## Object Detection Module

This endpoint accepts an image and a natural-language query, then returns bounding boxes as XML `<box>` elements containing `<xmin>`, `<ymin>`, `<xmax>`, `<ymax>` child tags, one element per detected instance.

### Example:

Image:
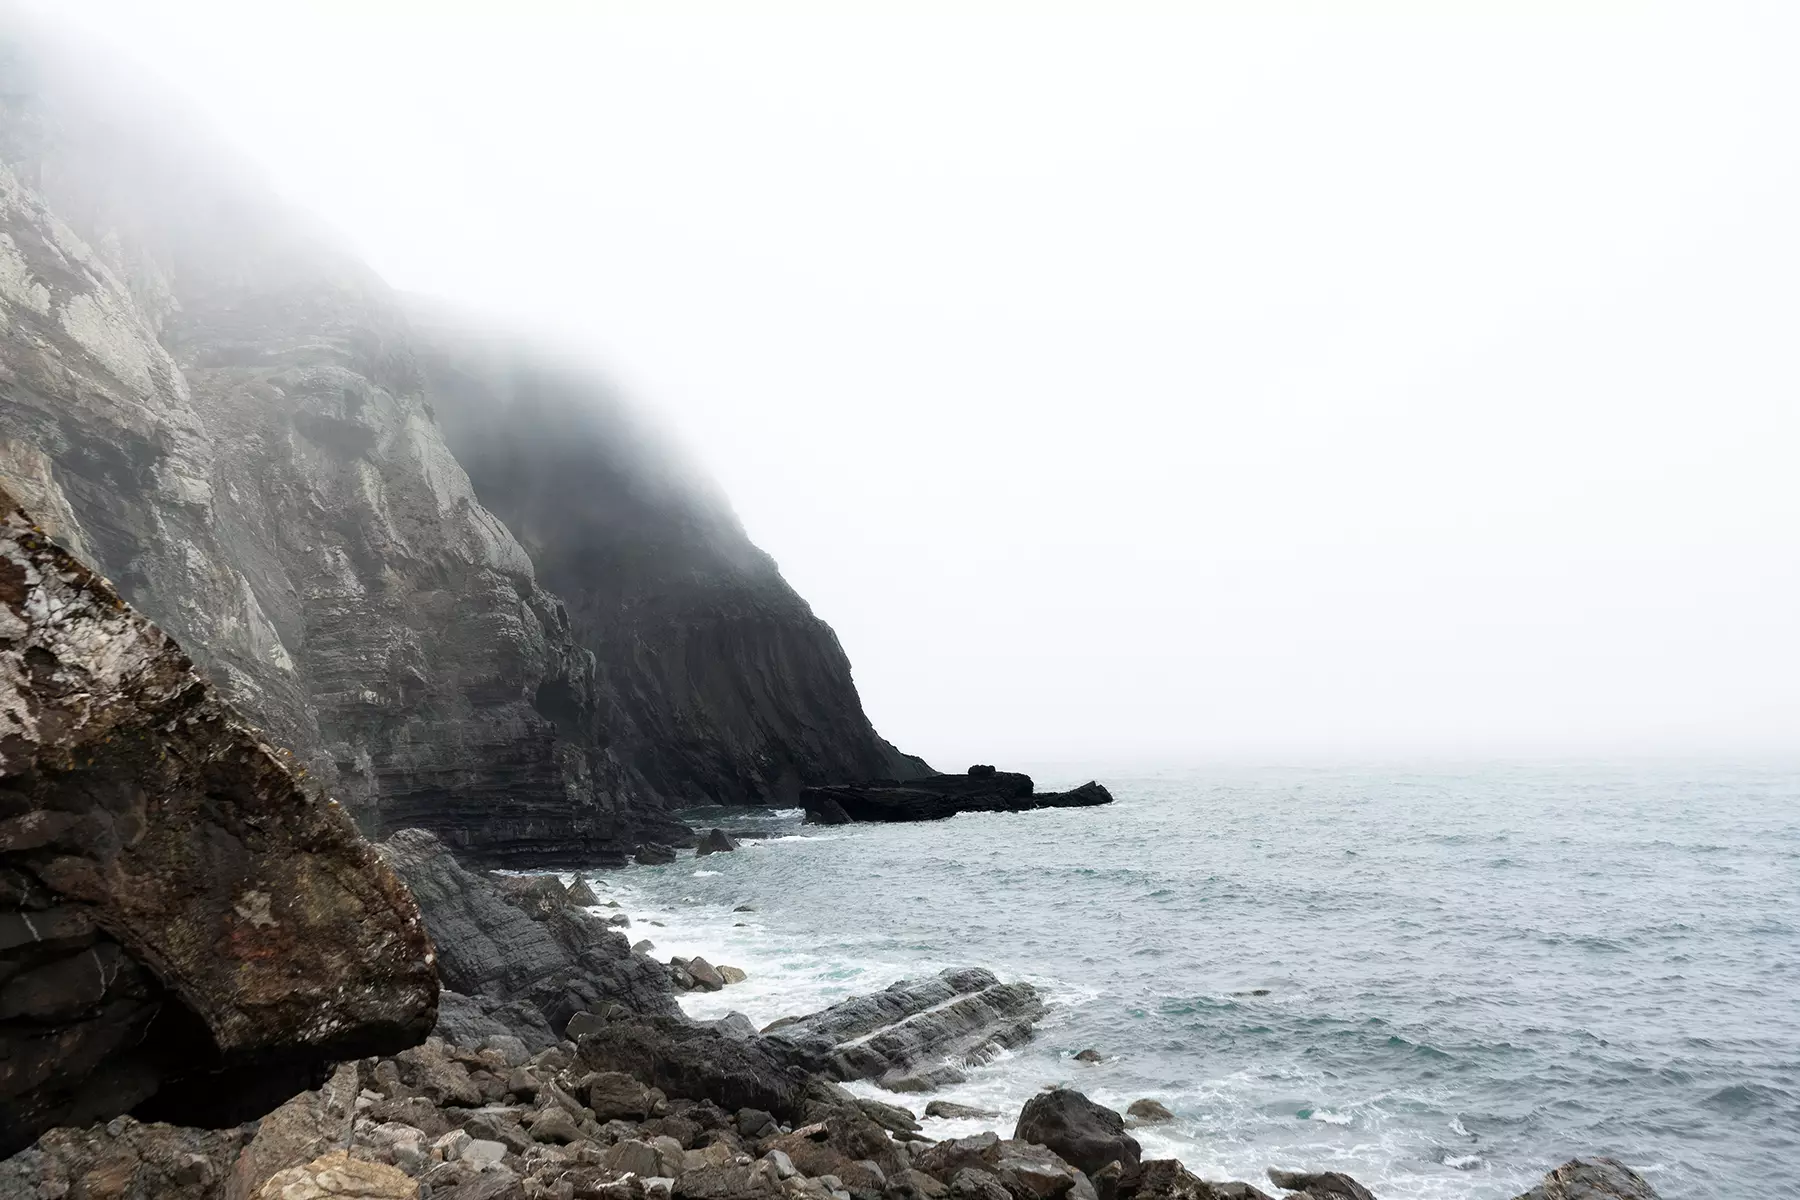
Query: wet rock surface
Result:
<box><xmin>0</xmin><ymin>489</ymin><xmax>436</xmax><ymax>1155</ymax></box>
<box><xmin>801</xmin><ymin>773</ymin><xmax>1112</xmax><ymax>824</ymax></box>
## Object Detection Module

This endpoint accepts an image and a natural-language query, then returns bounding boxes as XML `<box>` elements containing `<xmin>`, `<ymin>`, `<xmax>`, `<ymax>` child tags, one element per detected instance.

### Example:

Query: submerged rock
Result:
<box><xmin>1511</xmin><ymin>1158</ymin><xmax>1661</xmax><ymax>1200</ymax></box>
<box><xmin>697</xmin><ymin>829</ymin><xmax>741</xmax><ymax>856</ymax></box>
<box><xmin>801</xmin><ymin>774</ymin><xmax>1112</xmax><ymax>824</ymax></box>
<box><xmin>0</xmin><ymin>489</ymin><xmax>436</xmax><ymax>1155</ymax></box>
<box><xmin>1264</xmin><ymin>1168</ymin><xmax>1375</xmax><ymax>1200</ymax></box>
<box><xmin>1123</xmin><ymin>1100</ymin><xmax>1173</xmax><ymax>1126</ymax></box>
<box><xmin>1014</xmin><ymin>1090</ymin><xmax>1140</xmax><ymax>1178</ymax></box>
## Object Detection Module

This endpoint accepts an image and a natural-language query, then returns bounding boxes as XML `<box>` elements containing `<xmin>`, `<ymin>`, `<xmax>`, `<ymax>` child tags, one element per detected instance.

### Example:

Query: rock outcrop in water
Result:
<box><xmin>0</xmin><ymin>29</ymin><xmax>925</xmax><ymax>866</ymax></box>
<box><xmin>761</xmin><ymin>968</ymin><xmax>1047</xmax><ymax>1092</ymax></box>
<box><xmin>802</xmin><ymin>770</ymin><xmax>1112</xmax><ymax>824</ymax></box>
<box><xmin>0</xmin><ymin>487</ymin><xmax>435</xmax><ymax>1156</ymax></box>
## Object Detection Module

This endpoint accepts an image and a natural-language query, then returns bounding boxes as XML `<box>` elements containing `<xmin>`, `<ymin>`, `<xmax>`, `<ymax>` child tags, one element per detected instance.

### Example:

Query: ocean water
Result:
<box><xmin>567</xmin><ymin>763</ymin><xmax>1799</xmax><ymax>1200</ymax></box>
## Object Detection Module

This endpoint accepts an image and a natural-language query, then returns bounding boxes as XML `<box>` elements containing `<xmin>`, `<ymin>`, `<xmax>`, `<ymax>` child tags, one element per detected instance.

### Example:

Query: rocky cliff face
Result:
<box><xmin>0</xmin><ymin>30</ymin><xmax>922</xmax><ymax>862</ymax></box>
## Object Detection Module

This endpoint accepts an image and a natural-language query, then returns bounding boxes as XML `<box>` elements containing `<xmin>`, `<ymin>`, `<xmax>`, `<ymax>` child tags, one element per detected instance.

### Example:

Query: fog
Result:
<box><xmin>47</xmin><ymin>1</ymin><xmax>1800</xmax><ymax>766</ymax></box>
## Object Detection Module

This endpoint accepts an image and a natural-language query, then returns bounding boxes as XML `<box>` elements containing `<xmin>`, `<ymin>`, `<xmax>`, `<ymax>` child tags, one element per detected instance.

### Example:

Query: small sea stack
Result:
<box><xmin>801</xmin><ymin>767</ymin><xmax>1113</xmax><ymax>823</ymax></box>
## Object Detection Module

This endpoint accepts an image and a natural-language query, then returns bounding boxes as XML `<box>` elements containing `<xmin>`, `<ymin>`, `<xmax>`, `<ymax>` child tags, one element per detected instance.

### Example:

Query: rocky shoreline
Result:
<box><xmin>0</xmin><ymin>490</ymin><xmax>1665</xmax><ymax>1199</ymax></box>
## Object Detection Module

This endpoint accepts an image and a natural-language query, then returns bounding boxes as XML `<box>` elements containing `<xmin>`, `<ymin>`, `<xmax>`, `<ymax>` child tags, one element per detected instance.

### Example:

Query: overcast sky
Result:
<box><xmin>47</xmin><ymin>2</ymin><xmax>1800</xmax><ymax>766</ymax></box>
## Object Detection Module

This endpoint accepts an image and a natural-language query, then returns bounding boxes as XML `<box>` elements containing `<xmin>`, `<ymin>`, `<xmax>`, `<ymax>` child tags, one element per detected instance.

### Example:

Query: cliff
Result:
<box><xmin>0</xmin><ymin>29</ymin><xmax>923</xmax><ymax>863</ymax></box>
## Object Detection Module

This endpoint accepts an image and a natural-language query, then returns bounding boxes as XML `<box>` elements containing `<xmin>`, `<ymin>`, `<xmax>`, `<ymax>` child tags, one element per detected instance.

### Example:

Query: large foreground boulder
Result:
<box><xmin>0</xmin><ymin>491</ymin><xmax>437</xmax><ymax>1156</ymax></box>
<box><xmin>763</xmin><ymin>967</ymin><xmax>1046</xmax><ymax>1090</ymax></box>
<box><xmin>1511</xmin><ymin>1158</ymin><xmax>1660</xmax><ymax>1200</ymax></box>
<box><xmin>1014</xmin><ymin>1091</ymin><xmax>1140</xmax><ymax>1178</ymax></box>
<box><xmin>1264</xmin><ymin>1170</ymin><xmax>1375</xmax><ymax>1200</ymax></box>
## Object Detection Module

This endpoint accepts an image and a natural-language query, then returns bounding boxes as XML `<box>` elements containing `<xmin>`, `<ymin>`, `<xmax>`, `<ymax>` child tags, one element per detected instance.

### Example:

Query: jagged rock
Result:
<box><xmin>529</xmin><ymin>1106</ymin><xmax>584</xmax><ymax>1144</ymax></box>
<box><xmin>379</xmin><ymin>828</ymin><xmax>677</xmax><ymax>1043</ymax></box>
<box><xmin>1264</xmin><ymin>1169</ymin><xmax>1375</xmax><ymax>1200</ymax></box>
<box><xmin>804</xmin><ymin>798</ymin><xmax>852</xmax><ymax>826</ymax></box>
<box><xmin>574</xmin><ymin>1008</ymin><xmax>811</xmax><ymax>1120</ymax></box>
<box><xmin>1123</xmin><ymin>1101</ymin><xmax>1172</xmax><ymax>1126</ymax></box>
<box><xmin>696</xmin><ymin>830</ymin><xmax>740</xmax><ymax>857</ymax></box>
<box><xmin>254</xmin><ymin>1150</ymin><xmax>418</xmax><ymax>1199</ymax></box>
<box><xmin>926</xmin><ymin>1102</ymin><xmax>1002</xmax><ymax>1121</ymax></box>
<box><xmin>433</xmin><ymin>991</ymin><xmax>558</xmax><ymax>1053</ymax></box>
<box><xmin>719</xmin><ymin>965</ymin><xmax>748</xmax><ymax>985</ymax></box>
<box><xmin>568</xmin><ymin>878</ymin><xmax>603</xmax><ymax>907</ymax></box>
<box><xmin>225</xmin><ymin>1063</ymin><xmax>361</xmax><ymax>1200</ymax></box>
<box><xmin>0</xmin><ymin>489</ymin><xmax>436</xmax><ymax>1154</ymax></box>
<box><xmin>765</xmin><ymin>1115</ymin><xmax>907</xmax><ymax>1188</ymax></box>
<box><xmin>915</xmin><ymin>1134</ymin><xmax>1096</xmax><ymax>1200</ymax></box>
<box><xmin>1511</xmin><ymin>1158</ymin><xmax>1660</xmax><ymax>1200</ymax></box>
<box><xmin>951</xmin><ymin>1168</ymin><xmax>1015</xmax><ymax>1200</ymax></box>
<box><xmin>762</xmin><ymin>968</ymin><xmax>1046</xmax><ymax>1089</ymax></box>
<box><xmin>801</xmin><ymin>774</ymin><xmax>1111</xmax><ymax>824</ymax></box>
<box><xmin>1014</xmin><ymin>1091</ymin><xmax>1139</xmax><ymax>1178</ymax></box>
<box><xmin>1111</xmin><ymin>1160</ymin><xmax>1251</xmax><ymax>1200</ymax></box>
<box><xmin>675</xmin><ymin>1162</ymin><xmax>783</xmax><ymax>1200</ymax></box>
<box><xmin>688</xmin><ymin>958</ymin><xmax>727</xmax><ymax>990</ymax></box>
<box><xmin>637</xmin><ymin>845</ymin><xmax>679</xmax><ymax>866</ymax></box>
<box><xmin>634</xmin><ymin>939</ymin><xmax>657</xmax><ymax>954</ymax></box>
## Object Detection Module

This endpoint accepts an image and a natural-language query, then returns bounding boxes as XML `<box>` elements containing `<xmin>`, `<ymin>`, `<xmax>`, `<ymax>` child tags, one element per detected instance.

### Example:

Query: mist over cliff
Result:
<box><xmin>0</xmin><ymin>25</ymin><xmax>925</xmax><ymax>863</ymax></box>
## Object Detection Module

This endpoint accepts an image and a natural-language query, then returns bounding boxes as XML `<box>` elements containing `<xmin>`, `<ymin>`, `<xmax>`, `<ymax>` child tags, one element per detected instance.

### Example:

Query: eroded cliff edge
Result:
<box><xmin>0</xmin><ymin>31</ymin><xmax>923</xmax><ymax>863</ymax></box>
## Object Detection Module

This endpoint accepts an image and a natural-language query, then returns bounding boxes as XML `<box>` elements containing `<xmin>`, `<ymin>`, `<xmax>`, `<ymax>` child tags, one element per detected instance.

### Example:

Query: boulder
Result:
<box><xmin>567</xmin><ymin>878</ymin><xmax>602</xmax><ymax>907</ymax></box>
<box><xmin>224</xmin><ymin>1063</ymin><xmax>361</xmax><ymax>1200</ymax></box>
<box><xmin>916</xmin><ymin>1134</ymin><xmax>1096</xmax><ymax>1200</ymax></box>
<box><xmin>1014</xmin><ymin>1091</ymin><xmax>1140</xmax><ymax>1177</ymax></box>
<box><xmin>1114</xmin><ymin>1160</ymin><xmax>1254</xmax><ymax>1200</ymax></box>
<box><xmin>574</xmin><ymin>1008</ymin><xmax>811</xmax><ymax>1120</ymax></box>
<box><xmin>585</xmin><ymin>1070</ymin><xmax>658</xmax><ymax>1121</ymax></box>
<box><xmin>637</xmin><ymin>844</ymin><xmax>679</xmax><ymax>865</ymax></box>
<box><xmin>719</xmin><ymin>965</ymin><xmax>749</xmax><ymax>985</ymax></box>
<box><xmin>253</xmin><ymin>1150</ymin><xmax>418</xmax><ymax>1199</ymax></box>
<box><xmin>1073</xmin><ymin>1050</ymin><xmax>1104</xmax><ymax>1064</ymax></box>
<box><xmin>696</xmin><ymin>830</ymin><xmax>740</xmax><ymax>857</ymax></box>
<box><xmin>1264</xmin><ymin>1169</ymin><xmax>1375</xmax><ymax>1200</ymax></box>
<box><xmin>761</xmin><ymin>967</ymin><xmax>1045</xmax><ymax>1089</ymax></box>
<box><xmin>1123</xmin><ymin>1100</ymin><xmax>1172</xmax><ymax>1126</ymax></box>
<box><xmin>857</xmin><ymin>1097</ymin><xmax>922</xmax><ymax>1136</ymax></box>
<box><xmin>926</xmin><ymin>1101</ymin><xmax>1002</xmax><ymax>1120</ymax></box>
<box><xmin>0</xmin><ymin>491</ymin><xmax>437</xmax><ymax>1155</ymax></box>
<box><xmin>688</xmin><ymin>958</ymin><xmax>727</xmax><ymax>990</ymax></box>
<box><xmin>1511</xmin><ymin>1158</ymin><xmax>1661</xmax><ymax>1200</ymax></box>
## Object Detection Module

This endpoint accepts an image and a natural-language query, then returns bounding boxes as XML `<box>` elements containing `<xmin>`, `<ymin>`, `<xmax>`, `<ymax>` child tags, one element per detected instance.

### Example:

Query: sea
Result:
<box><xmin>563</xmin><ymin>762</ymin><xmax>1799</xmax><ymax>1200</ymax></box>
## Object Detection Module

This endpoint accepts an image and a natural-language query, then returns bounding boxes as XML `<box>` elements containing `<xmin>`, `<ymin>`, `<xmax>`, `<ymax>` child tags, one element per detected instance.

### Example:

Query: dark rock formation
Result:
<box><xmin>0</xmin><ymin>29</ymin><xmax>924</xmax><ymax>867</ymax></box>
<box><xmin>802</xmin><ymin>773</ymin><xmax>1112</xmax><ymax>824</ymax></box>
<box><xmin>1112</xmin><ymin>1160</ymin><xmax>1272</xmax><ymax>1200</ymax></box>
<box><xmin>0</xmin><ymin>488</ymin><xmax>435</xmax><ymax>1156</ymax></box>
<box><xmin>697</xmin><ymin>828</ymin><xmax>741</xmax><ymax>856</ymax></box>
<box><xmin>761</xmin><ymin>967</ymin><xmax>1047</xmax><ymax>1090</ymax></box>
<box><xmin>1264</xmin><ymin>1169</ymin><xmax>1376</xmax><ymax>1200</ymax></box>
<box><xmin>913</xmin><ymin>1132</ymin><xmax>1099</xmax><ymax>1200</ymax></box>
<box><xmin>1124</xmin><ymin>1100</ymin><xmax>1173</xmax><ymax>1126</ymax></box>
<box><xmin>1014</xmin><ymin>1091</ymin><xmax>1140</xmax><ymax>1178</ymax></box>
<box><xmin>636</xmin><ymin>843</ymin><xmax>678</xmax><ymax>865</ymax></box>
<box><xmin>1511</xmin><ymin>1158</ymin><xmax>1661</xmax><ymax>1200</ymax></box>
<box><xmin>573</xmin><ymin>1007</ymin><xmax>812</xmax><ymax>1121</ymax></box>
<box><xmin>377</xmin><ymin>827</ymin><xmax>677</xmax><ymax>1045</ymax></box>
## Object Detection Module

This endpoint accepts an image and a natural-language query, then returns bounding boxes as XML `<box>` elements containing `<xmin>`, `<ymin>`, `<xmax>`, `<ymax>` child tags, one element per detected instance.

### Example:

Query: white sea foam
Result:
<box><xmin>1444</xmin><ymin>1155</ymin><xmax>1483</xmax><ymax>1170</ymax></box>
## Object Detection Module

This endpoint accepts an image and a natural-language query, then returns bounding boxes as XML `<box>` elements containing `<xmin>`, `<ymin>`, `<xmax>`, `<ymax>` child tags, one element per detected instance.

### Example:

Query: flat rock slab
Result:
<box><xmin>801</xmin><ymin>773</ymin><xmax>1112</xmax><ymax>823</ymax></box>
